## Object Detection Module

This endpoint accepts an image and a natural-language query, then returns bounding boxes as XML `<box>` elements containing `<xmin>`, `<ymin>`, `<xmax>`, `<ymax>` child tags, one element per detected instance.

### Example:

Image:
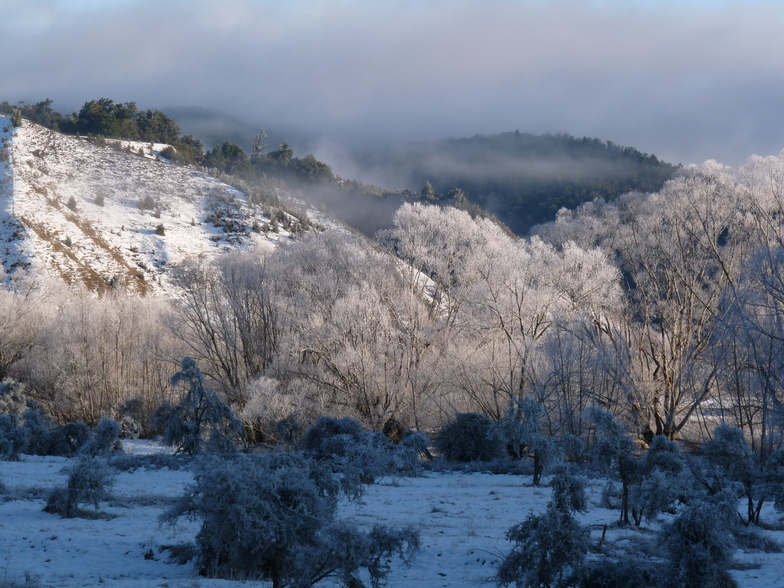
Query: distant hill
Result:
<box><xmin>346</xmin><ymin>132</ymin><xmax>679</xmax><ymax>235</ymax></box>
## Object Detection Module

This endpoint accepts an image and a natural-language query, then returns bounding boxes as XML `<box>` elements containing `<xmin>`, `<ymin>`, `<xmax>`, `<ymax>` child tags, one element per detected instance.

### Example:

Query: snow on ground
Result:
<box><xmin>3</xmin><ymin>450</ymin><xmax>784</xmax><ymax>588</ymax></box>
<box><xmin>2</xmin><ymin>120</ymin><xmax>298</xmax><ymax>295</ymax></box>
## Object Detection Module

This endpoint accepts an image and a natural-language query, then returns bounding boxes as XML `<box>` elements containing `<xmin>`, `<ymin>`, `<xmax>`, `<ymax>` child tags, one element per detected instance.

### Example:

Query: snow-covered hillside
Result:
<box><xmin>0</xmin><ymin>117</ymin><xmax>308</xmax><ymax>295</ymax></box>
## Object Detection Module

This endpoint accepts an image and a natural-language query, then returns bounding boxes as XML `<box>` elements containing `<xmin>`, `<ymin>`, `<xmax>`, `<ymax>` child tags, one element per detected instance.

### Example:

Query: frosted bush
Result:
<box><xmin>163</xmin><ymin>452</ymin><xmax>419</xmax><ymax>587</ymax></box>
<box><xmin>164</xmin><ymin>357</ymin><xmax>242</xmax><ymax>455</ymax></box>
<box><xmin>662</xmin><ymin>501</ymin><xmax>738</xmax><ymax>588</ymax></box>
<box><xmin>300</xmin><ymin>416</ymin><xmax>426</xmax><ymax>482</ymax></box>
<box><xmin>496</xmin><ymin>398</ymin><xmax>561</xmax><ymax>485</ymax></box>
<box><xmin>21</xmin><ymin>409</ymin><xmax>52</xmax><ymax>455</ymax></box>
<box><xmin>80</xmin><ymin>417</ymin><xmax>122</xmax><ymax>457</ymax></box>
<box><xmin>47</xmin><ymin>422</ymin><xmax>91</xmax><ymax>457</ymax></box>
<box><xmin>0</xmin><ymin>414</ymin><xmax>25</xmax><ymax>460</ymax></box>
<box><xmin>44</xmin><ymin>456</ymin><xmax>115</xmax><ymax>518</ymax></box>
<box><xmin>434</xmin><ymin>412</ymin><xmax>505</xmax><ymax>463</ymax></box>
<box><xmin>629</xmin><ymin>435</ymin><xmax>697</xmax><ymax>525</ymax></box>
<box><xmin>119</xmin><ymin>415</ymin><xmax>142</xmax><ymax>439</ymax></box>
<box><xmin>497</xmin><ymin>466</ymin><xmax>589</xmax><ymax>588</ymax></box>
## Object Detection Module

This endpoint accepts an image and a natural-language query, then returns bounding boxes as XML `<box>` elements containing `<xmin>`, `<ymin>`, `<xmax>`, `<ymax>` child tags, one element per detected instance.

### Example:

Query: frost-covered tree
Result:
<box><xmin>173</xmin><ymin>251</ymin><xmax>279</xmax><ymax>404</ymax></box>
<box><xmin>497</xmin><ymin>398</ymin><xmax>560</xmax><ymax>485</ymax></box>
<box><xmin>630</xmin><ymin>435</ymin><xmax>696</xmax><ymax>526</ymax></box>
<box><xmin>497</xmin><ymin>466</ymin><xmax>589</xmax><ymax>588</ymax></box>
<box><xmin>703</xmin><ymin>424</ymin><xmax>771</xmax><ymax>525</ymax></box>
<box><xmin>585</xmin><ymin>406</ymin><xmax>637</xmax><ymax>525</ymax></box>
<box><xmin>163</xmin><ymin>453</ymin><xmax>419</xmax><ymax>587</ymax></box>
<box><xmin>164</xmin><ymin>357</ymin><xmax>242</xmax><ymax>455</ymax></box>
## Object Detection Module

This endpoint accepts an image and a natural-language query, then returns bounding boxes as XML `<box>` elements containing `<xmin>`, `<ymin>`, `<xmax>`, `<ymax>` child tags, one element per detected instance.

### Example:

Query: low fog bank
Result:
<box><xmin>309</xmin><ymin>132</ymin><xmax>679</xmax><ymax>236</ymax></box>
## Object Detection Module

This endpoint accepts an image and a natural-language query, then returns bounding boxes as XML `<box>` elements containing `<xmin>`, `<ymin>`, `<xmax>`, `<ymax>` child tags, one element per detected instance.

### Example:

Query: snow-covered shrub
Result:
<box><xmin>164</xmin><ymin>357</ymin><xmax>242</xmax><ymax>455</ymax></box>
<box><xmin>497</xmin><ymin>466</ymin><xmax>589</xmax><ymax>588</ymax></box>
<box><xmin>0</xmin><ymin>414</ymin><xmax>25</xmax><ymax>460</ymax></box>
<box><xmin>434</xmin><ymin>412</ymin><xmax>505</xmax><ymax>463</ymax></box>
<box><xmin>21</xmin><ymin>409</ymin><xmax>52</xmax><ymax>456</ymax></box>
<box><xmin>300</xmin><ymin>416</ymin><xmax>367</xmax><ymax>456</ymax></box>
<box><xmin>629</xmin><ymin>435</ymin><xmax>697</xmax><ymax>525</ymax></box>
<box><xmin>662</xmin><ymin>501</ymin><xmax>738</xmax><ymax>588</ymax></box>
<box><xmin>150</xmin><ymin>401</ymin><xmax>176</xmax><ymax>436</ymax></box>
<box><xmin>274</xmin><ymin>414</ymin><xmax>304</xmax><ymax>446</ymax></box>
<box><xmin>701</xmin><ymin>423</ymin><xmax>776</xmax><ymax>525</ymax></box>
<box><xmin>119</xmin><ymin>415</ymin><xmax>142</xmax><ymax>439</ymax></box>
<box><xmin>573</xmin><ymin>557</ymin><xmax>663</xmax><ymax>588</ymax></box>
<box><xmin>47</xmin><ymin>422</ymin><xmax>91</xmax><ymax>457</ymax></box>
<box><xmin>496</xmin><ymin>398</ymin><xmax>561</xmax><ymax>485</ymax></box>
<box><xmin>117</xmin><ymin>397</ymin><xmax>150</xmax><ymax>436</ymax></box>
<box><xmin>80</xmin><ymin>418</ymin><xmax>122</xmax><ymax>457</ymax></box>
<box><xmin>44</xmin><ymin>456</ymin><xmax>115</xmax><ymax>518</ymax></box>
<box><xmin>301</xmin><ymin>416</ymin><xmax>426</xmax><ymax>482</ymax></box>
<box><xmin>395</xmin><ymin>431</ymin><xmax>430</xmax><ymax>475</ymax></box>
<box><xmin>162</xmin><ymin>452</ymin><xmax>419</xmax><ymax>586</ymax></box>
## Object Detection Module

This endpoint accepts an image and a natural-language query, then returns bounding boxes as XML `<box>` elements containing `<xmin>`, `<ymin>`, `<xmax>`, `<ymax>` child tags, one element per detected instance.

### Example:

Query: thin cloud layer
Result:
<box><xmin>3</xmin><ymin>0</ymin><xmax>783</xmax><ymax>166</ymax></box>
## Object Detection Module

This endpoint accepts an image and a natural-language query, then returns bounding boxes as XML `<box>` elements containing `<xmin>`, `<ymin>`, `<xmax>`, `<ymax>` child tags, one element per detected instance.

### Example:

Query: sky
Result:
<box><xmin>2</xmin><ymin>0</ymin><xmax>784</xmax><ymax>168</ymax></box>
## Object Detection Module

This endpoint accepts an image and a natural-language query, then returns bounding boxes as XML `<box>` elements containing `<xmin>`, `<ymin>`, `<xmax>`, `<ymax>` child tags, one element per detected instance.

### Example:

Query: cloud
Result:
<box><xmin>3</xmin><ymin>0</ymin><xmax>784</xmax><ymax>167</ymax></box>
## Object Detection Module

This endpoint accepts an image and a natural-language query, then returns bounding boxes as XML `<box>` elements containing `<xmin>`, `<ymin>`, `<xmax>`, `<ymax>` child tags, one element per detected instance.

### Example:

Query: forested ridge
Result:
<box><xmin>348</xmin><ymin>131</ymin><xmax>679</xmax><ymax>235</ymax></box>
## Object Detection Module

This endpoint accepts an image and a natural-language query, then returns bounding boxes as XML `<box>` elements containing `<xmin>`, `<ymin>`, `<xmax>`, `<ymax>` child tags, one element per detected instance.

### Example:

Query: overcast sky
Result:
<box><xmin>2</xmin><ymin>0</ymin><xmax>784</xmax><ymax>167</ymax></box>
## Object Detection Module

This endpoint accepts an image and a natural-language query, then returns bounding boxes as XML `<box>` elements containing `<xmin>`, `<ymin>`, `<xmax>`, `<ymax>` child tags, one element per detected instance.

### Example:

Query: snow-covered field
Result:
<box><xmin>3</xmin><ymin>445</ymin><xmax>784</xmax><ymax>587</ymax></box>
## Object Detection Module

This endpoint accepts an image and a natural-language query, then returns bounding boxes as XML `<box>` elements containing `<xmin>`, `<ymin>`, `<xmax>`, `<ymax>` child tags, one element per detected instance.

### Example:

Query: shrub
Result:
<box><xmin>137</xmin><ymin>194</ymin><xmax>156</xmax><ymax>210</ymax></box>
<box><xmin>48</xmin><ymin>422</ymin><xmax>91</xmax><ymax>457</ymax></box>
<box><xmin>497</xmin><ymin>398</ymin><xmax>561</xmax><ymax>485</ymax></box>
<box><xmin>162</xmin><ymin>452</ymin><xmax>418</xmax><ymax>587</ymax></box>
<box><xmin>434</xmin><ymin>412</ymin><xmax>505</xmax><ymax>463</ymax></box>
<box><xmin>0</xmin><ymin>379</ymin><xmax>31</xmax><ymax>415</ymax></box>
<box><xmin>80</xmin><ymin>418</ymin><xmax>122</xmax><ymax>457</ymax></box>
<box><xmin>662</xmin><ymin>501</ymin><xmax>738</xmax><ymax>588</ymax></box>
<box><xmin>119</xmin><ymin>415</ymin><xmax>142</xmax><ymax>439</ymax></box>
<box><xmin>573</xmin><ymin>557</ymin><xmax>663</xmax><ymax>588</ymax></box>
<box><xmin>21</xmin><ymin>409</ymin><xmax>52</xmax><ymax>456</ymax></box>
<box><xmin>629</xmin><ymin>435</ymin><xmax>697</xmax><ymax>525</ymax></box>
<box><xmin>497</xmin><ymin>466</ymin><xmax>589</xmax><ymax>588</ymax></box>
<box><xmin>163</xmin><ymin>357</ymin><xmax>242</xmax><ymax>455</ymax></box>
<box><xmin>66</xmin><ymin>196</ymin><xmax>77</xmax><ymax>211</ymax></box>
<box><xmin>155</xmin><ymin>223</ymin><xmax>165</xmax><ymax>236</ymax></box>
<box><xmin>300</xmin><ymin>416</ymin><xmax>426</xmax><ymax>482</ymax></box>
<box><xmin>94</xmin><ymin>192</ymin><xmax>105</xmax><ymax>206</ymax></box>
<box><xmin>0</xmin><ymin>414</ymin><xmax>25</xmax><ymax>460</ymax></box>
<box><xmin>44</xmin><ymin>456</ymin><xmax>114</xmax><ymax>518</ymax></box>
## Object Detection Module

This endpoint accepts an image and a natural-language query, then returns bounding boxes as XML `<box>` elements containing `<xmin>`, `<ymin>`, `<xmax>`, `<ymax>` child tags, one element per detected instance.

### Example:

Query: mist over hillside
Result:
<box><xmin>337</xmin><ymin>132</ymin><xmax>679</xmax><ymax>236</ymax></box>
<box><xmin>162</xmin><ymin>106</ymin><xmax>296</xmax><ymax>153</ymax></box>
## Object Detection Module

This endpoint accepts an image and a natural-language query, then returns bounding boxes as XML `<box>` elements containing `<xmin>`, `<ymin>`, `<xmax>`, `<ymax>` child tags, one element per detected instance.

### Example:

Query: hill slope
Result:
<box><xmin>0</xmin><ymin>117</ymin><xmax>311</xmax><ymax>295</ymax></box>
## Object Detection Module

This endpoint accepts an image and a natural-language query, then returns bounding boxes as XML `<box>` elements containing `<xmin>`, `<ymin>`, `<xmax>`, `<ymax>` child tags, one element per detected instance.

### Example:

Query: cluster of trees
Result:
<box><xmin>1</xmin><ymin>98</ymin><xmax>182</xmax><ymax>144</ymax></box>
<box><xmin>4</xmin><ymin>153</ymin><xmax>784</xmax><ymax>456</ymax></box>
